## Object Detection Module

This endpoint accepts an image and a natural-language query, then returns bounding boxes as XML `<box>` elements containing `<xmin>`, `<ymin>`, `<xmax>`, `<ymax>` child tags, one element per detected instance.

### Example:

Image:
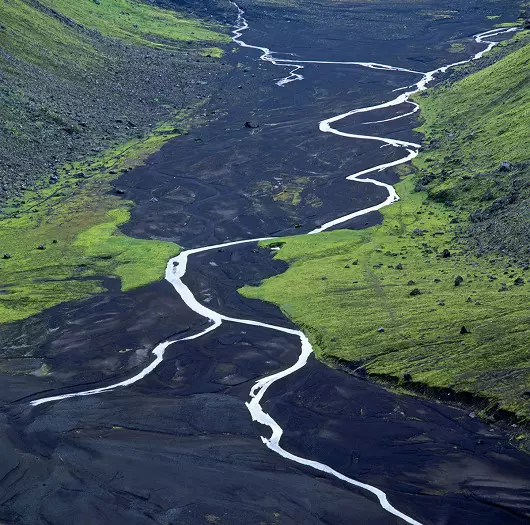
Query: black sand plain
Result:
<box><xmin>1</xmin><ymin>1</ymin><xmax>529</xmax><ymax>524</ymax></box>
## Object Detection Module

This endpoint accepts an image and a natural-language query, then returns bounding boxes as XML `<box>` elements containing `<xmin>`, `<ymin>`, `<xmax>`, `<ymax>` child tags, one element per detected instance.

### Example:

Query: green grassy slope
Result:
<box><xmin>240</xmin><ymin>32</ymin><xmax>530</xmax><ymax>432</ymax></box>
<box><xmin>0</xmin><ymin>0</ymin><xmax>228</xmax><ymax>323</ymax></box>
<box><xmin>42</xmin><ymin>0</ymin><xmax>229</xmax><ymax>47</ymax></box>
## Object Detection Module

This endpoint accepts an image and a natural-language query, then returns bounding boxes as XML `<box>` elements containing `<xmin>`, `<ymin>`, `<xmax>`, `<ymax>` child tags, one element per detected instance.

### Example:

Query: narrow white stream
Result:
<box><xmin>30</xmin><ymin>6</ymin><xmax>518</xmax><ymax>524</ymax></box>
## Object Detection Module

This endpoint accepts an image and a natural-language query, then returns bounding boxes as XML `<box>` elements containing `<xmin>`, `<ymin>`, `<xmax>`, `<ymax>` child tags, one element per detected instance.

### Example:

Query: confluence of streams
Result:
<box><xmin>29</xmin><ymin>5</ymin><xmax>518</xmax><ymax>524</ymax></box>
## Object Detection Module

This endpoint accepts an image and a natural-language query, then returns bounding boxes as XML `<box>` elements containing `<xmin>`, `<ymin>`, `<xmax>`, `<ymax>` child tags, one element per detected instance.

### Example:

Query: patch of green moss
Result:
<box><xmin>0</xmin><ymin>113</ymin><xmax>196</xmax><ymax>324</ymax></box>
<box><xmin>273</xmin><ymin>177</ymin><xmax>310</xmax><ymax>206</ymax></box>
<box><xmin>241</xmin><ymin>176</ymin><xmax>529</xmax><ymax>417</ymax></box>
<box><xmin>201</xmin><ymin>47</ymin><xmax>225</xmax><ymax>58</ymax></box>
<box><xmin>448</xmin><ymin>43</ymin><xmax>465</xmax><ymax>53</ymax></box>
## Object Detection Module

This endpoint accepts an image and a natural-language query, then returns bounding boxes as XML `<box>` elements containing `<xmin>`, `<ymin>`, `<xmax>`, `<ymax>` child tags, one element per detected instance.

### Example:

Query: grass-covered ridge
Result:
<box><xmin>41</xmin><ymin>0</ymin><xmax>230</xmax><ymax>47</ymax></box>
<box><xmin>240</xmin><ymin>31</ymin><xmax>530</xmax><ymax>433</ymax></box>
<box><xmin>0</xmin><ymin>0</ymin><xmax>99</xmax><ymax>73</ymax></box>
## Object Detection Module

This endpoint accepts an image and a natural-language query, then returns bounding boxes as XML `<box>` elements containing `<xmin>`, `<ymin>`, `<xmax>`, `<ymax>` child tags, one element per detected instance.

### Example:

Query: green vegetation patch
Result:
<box><xmin>240</xmin><ymin>32</ymin><xmax>530</xmax><ymax>424</ymax></box>
<box><xmin>41</xmin><ymin>0</ymin><xmax>230</xmax><ymax>47</ymax></box>
<box><xmin>0</xmin><ymin>117</ymin><xmax>189</xmax><ymax>324</ymax></box>
<box><xmin>0</xmin><ymin>0</ymin><xmax>99</xmax><ymax>73</ymax></box>
<box><xmin>415</xmin><ymin>39</ymin><xmax>530</xmax><ymax>172</ymax></box>
<box><xmin>448</xmin><ymin>43</ymin><xmax>465</xmax><ymax>53</ymax></box>
<box><xmin>201</xmin><ymin>47</ymin><xmax>225</xmax><ymax>58</ymax></box>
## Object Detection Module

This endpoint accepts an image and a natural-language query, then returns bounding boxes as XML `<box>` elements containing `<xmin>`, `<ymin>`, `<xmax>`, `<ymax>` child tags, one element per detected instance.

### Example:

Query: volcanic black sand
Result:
<box><xmin>1</xmin><ymin>1</ymin><xmax>529</xmax><ymax>524</ymax></box>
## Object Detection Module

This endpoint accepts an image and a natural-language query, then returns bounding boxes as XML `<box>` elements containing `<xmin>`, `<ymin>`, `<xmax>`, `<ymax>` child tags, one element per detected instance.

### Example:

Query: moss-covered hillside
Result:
<box><xmin>0</xmin><ymin>0</ymin><xmax>230</xmax><ymax>322</ymax></box>
<box><xmin>240</xmin><ymin>29</ymin><xmax>530</xmax><ymax>438</ymax></box>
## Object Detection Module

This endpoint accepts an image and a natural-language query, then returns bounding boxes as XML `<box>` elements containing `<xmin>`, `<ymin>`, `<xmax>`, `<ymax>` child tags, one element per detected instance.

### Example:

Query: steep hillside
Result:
<box><xmin>0</xmin><ymin>0</ymin><xmax>230</xmax><ymax>322</ymax></box>
<box><xmin>0</xmin><ymin>0</ymin><xmax>229</xmax><ymax>198</ymax></box>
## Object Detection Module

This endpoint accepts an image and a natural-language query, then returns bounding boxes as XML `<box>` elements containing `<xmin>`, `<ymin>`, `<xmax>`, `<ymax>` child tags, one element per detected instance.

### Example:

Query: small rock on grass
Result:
<box><xmin>460</xmin><ymin>326</ymin><xmax>470</xmax><ymax>335</ymax></box>
<box><xmin>498</xmin><ymin>160</ymin><xmax>511</xmax><ymax>172</ymax></box>
<box><xmin>454</xmin><ymin>275</ymin><xmax>464</xmax><ymax>286</ymax></box>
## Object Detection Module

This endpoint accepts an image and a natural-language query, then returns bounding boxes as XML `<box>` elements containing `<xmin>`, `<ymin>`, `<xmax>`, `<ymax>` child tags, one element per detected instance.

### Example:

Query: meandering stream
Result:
<box><xmin>29</xmin><ymin>5</ymin><xmax>518</xmax><ymax>524</ymax></box>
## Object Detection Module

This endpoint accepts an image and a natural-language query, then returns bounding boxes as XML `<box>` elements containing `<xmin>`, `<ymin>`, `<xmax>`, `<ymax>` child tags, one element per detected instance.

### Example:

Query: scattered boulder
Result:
<box><xmin>498</xmin><ymin>161</ymin><xmax>511</xmax><ymax>172</ymax></box>
<box><xmin>442</xmin><ymin>249</ymin><xmax>451</xmax><ymax>258</ymax></box>
<box><xmin>460</xmin><ymin>326</ymin><xmax>470</xmax><ymax>335</ymax></box>
<box><xmin>395</xmin><ymin>263</ymin><xmax>404</xmax><ymax>270</ymax></box>
<box><xmin>403</xmin><ymin>373</ymin><xmax>412</xmax><ymax>382</ymax></box>
<box><xmin>321</xmin><ymin>276</ymin><xmax>327</xmax><ymax>280</ymax></box>
<box><xmin>514</xmin><ymin>277</ymin><xmax>525</xmax><ymax>286</ymax></box>
<box><xmin>3</xmin><ymin>253</ymin><xmax>11</xmax><ymax>259</ymax></box>
<box><xmin>524</xmin><ymin>19</ymin><xmax>530</xmax><ymax>29</ymax></box>
<box><xmin>407</xmin><ymin>280</ymin><xmax>415</xmax><ymax>285</ymax></box>
<box><xmin>115</xmin><ymin>188</ymin><xmax>125</xmax><ymax>195</ymax></box>
<box><xmin>410</xmin><ymin>288</ymin><xmax>421</xmax><ymax>296</ymax></box>
<box><xmin>454</xmin><ymin>275</ymin><xmax>464</xmax><ymax>286</ymax></box>
<box><xmin>244</xmin><ymin>121</ymin><xmax>259</xmax><ymax>129</ymax></box>
<box><xmin>481</xmin><ymin>190</ymin><xmax>494</xmax><ymax>202</ymax></box>
<box><xmin>352</xmin><ymin>259</ymin><xmax>359</xmax><ymax>265</ymax></box>
<box><xmin>377</xmin><ymin>326</ymin><xmax>385</xmax><ymax>333</ymax></box>
<box><xmin>499</xmin><ymin>283</ymin><xmax>508</xmax><ymax>292</ymax></box>
<box><xmin>37</xmin><ymin>244</ymin><xmax>45</xmax><ymax>250</ymax></box>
